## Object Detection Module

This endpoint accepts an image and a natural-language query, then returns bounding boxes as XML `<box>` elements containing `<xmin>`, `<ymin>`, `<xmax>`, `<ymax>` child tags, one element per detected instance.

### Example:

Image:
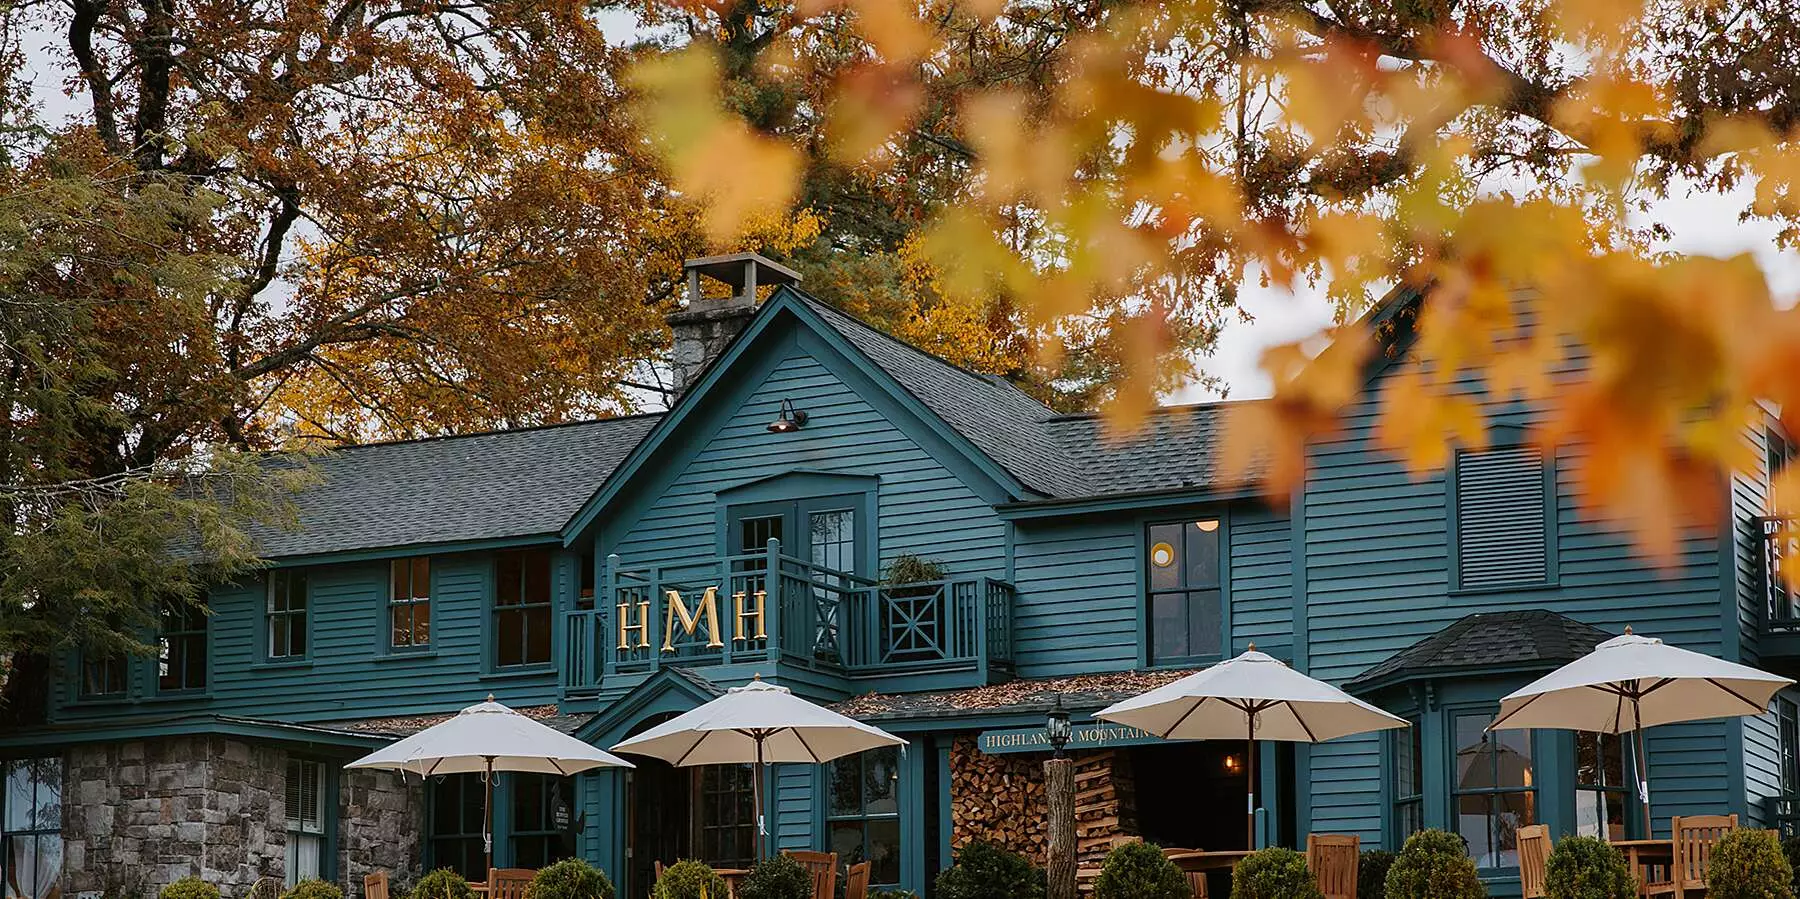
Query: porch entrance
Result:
<box><xmin>1129</xmin><ymin>741</ymin><xmax>1254</xmax><ymax>851</ymax></box>
<box><xmin>625</xmin><ymin>753</ymin><xmax>758</xmax><ymax>897</ymax></box>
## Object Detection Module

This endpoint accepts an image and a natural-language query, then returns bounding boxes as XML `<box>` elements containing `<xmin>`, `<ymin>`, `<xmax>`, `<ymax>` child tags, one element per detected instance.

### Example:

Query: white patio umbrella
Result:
<box><xmin>1489</xmin><ymin>626</ymin><xmax>1794</xmax><ymax>830</ymax></box>
<box><xmin>609</xmin><ymin>675</ymin><xmax>905</xmax><ymax>857</ymax></box>
<box><xmin>346</xmin><ymin>695</ymin><xmax>634</xmax><ymax>871</ymax></box>
<box><xmin>1095</xmin><ymin>645</ymin><xmax>1409</xmax><ymax>846</ymax></box>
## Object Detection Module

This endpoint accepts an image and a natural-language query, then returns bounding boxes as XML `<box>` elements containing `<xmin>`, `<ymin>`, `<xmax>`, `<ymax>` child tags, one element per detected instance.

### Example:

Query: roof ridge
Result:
<box><xmin>796</xmin><ymin>294</ymin><xmax>1056</xmax><ymax>420</ymax></box>
<box><xmin>306</xmin><ymin>411</ymin><xmax>664</xmax><ymax>454</ymax></box>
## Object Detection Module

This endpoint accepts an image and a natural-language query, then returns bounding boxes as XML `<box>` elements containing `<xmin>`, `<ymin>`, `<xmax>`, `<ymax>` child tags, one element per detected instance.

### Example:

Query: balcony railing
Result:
<box><xmin>1757</xmin><ymin>517</ymin><xmax>1800</xmax><ymax>633</ymax></box>
<box><xmin>560</xmin><ymin>539</ymin><xmax>1014</xmax><ymax>693</ymax></box>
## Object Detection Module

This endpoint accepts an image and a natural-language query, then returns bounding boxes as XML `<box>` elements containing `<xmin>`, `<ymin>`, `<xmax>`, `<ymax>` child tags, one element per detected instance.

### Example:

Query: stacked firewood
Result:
<box><xmin>950</xmin><ymin>736</ymin><xmax>1049</xmax><ymax>857</ymax></box>
<box><xmin>948</xmin><ymin>737</ymin><xmax>1140</xmax><ymax>891</ymax></box>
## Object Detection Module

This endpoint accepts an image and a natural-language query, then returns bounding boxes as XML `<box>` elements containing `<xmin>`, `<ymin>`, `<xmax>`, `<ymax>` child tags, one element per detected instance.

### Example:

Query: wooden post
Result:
<box><xmin>1046</xmin><ymin>756</ymin><xmax>1076</xmax><ymax>899</ymax></box>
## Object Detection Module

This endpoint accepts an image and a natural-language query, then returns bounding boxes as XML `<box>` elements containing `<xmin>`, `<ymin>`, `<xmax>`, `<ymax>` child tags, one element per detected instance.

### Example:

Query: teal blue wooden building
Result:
<box><xmin>6</xmin><ymin>255</ymin><xmax>1799</xmax><ymax>899</ymax></box>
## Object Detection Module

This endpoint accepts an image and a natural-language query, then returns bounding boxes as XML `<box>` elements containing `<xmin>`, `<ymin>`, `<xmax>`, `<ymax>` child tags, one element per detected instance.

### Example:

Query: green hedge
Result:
<box><xmin>1095</xmin><ymin>841</ymin><xmax>1189</xmax><ymax>899</ymax></box>
<box><xmin>737</xmin><ymin>854</ymin><xmax>814</xmax><ymax>899</ymax></box>
<box><xmin>1358</xmin><ymin>850</ymin><xmax>1395</xmax><ymax>899</ymax></box>
<box><xmin>1543</xmin><ymin>835</ymin><xmax>1633</xmax><ymax>899</ymax></box>
<box><xmin>653</xmin><ymin>860</ymin><xmax>730</xmax><ymax>899</ymax></box>
<box><xmin>1709</xmin><ymin>829</ymin><xmax>1796</xmax><ymax>899</ymax></box>
<box><xmin>1229</xmin><ymin>847</ymin><xmax>1322</xmax><ymax>899</ymax></box>
<box><xmin>281</xmin><ymin>880</ymin><xmax>344</xmax><ymax>899</ymax></box>
<box><xmin>1384</xmin><ymin>830</ymin><xmax>1485</xmax><ymax>899</ymax></box>
<box><xmin>530</xmin><ymin>858</ymin><xmax>617</xmax><ymax>899</ymax></box>
<box><xmin>159</xmin><ymin>877</ymin><xmax>220</xmax><ymax>899</ymax></box>
<box><xmin>935</xmin><ymin>841</ymin><xmax>1046</xmax><ymax>899</ymax></box>
<box><xmin>409</xmin><ymin>869</ymin><xmax>477</xmax><ymax>899</ymax></box>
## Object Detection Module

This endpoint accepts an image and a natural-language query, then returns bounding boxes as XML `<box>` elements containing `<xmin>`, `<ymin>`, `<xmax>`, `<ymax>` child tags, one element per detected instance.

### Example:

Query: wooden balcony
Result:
<box><xmin>560</xmin><ymin>539</ymin><xmax>1014</xmax><ymax>695</ymax></box>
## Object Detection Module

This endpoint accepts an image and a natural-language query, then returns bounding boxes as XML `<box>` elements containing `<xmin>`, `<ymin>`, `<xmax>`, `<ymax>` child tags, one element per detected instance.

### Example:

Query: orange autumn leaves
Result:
<box><xmin>628</xmin><ymin>0</ymin><xmax>1800</xmax><ymax>566</ymax></box>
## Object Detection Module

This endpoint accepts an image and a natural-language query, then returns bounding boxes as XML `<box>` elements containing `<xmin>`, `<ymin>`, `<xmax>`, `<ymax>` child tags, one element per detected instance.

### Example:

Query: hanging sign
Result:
<box><xmin>976</xmin><ymin>722</ymin><xmax>1167</xmax><ymax>755</ymax></box>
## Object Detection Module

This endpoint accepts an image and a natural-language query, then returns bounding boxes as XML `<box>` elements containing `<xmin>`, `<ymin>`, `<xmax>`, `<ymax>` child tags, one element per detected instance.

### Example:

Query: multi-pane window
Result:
<box><xmin>1392</xmin><ymin>723</ymin><xmax>1423</xmax><ymax>842</ymax></box>
<box><xmin>158</xmin><ymin>604</ymin><xmax>208</xmax><ymax>692</ymax></box>
<box><xmin>1452</xmin><ymin>713</ymin><xmax>1536</xmax><ymax>869</ymax></box>
<box><xmin>284</xmin><ymin>758</ymin><xmax>327</xmax><ymax>886</ymax></box>
<box><xmin>429</xmin><ymin>774</ymin><xmax>486</xmax><ymax>882</ymax></box>
<box><xmin>1771</xmin><ymin>433</ymin><xmax>1796</xmax><ymax>514</ymax></box>
<box><xmin>495</xmin><ymin>549</ymin><xmax>553</xmax><ymax>668</ymax></box>
<box><xmin>2</xmin><ymin>757</ymin><xmax>63</xmax><ymax>899</ymax></box>
<box><xmin>1576</xmin><ymin>732</ymin><xmax>1630</xmax><ymax>840</ymax></box>
<box><xmin>1453</xmin><ymin>447</ymin><xmax>1553</xmax><ymax>590</ymax></box>
<box><xmin>809</xmin><ymin>509</ymin><xmax>854</xmax><ymax>659</ymax></box>
<box><xmin>695</xmin><ymin>765</ymin><xmax>756</xmax><ymax>869</ymax></box>
<box><xmin>828</xmin><ymin>746</ymin><xmax>902</xmax><ymax>887</ymax></box>
<box><xmin>268</xmin><ymin>570</ymin><xmax>309</xmax><ymax>660</ymax></box>
<box><xmin>389</xmin><ymin>557</ymin><xmax>432</xmax><ymax>649</ymax></box>
<box><xmin>1781</xmin><ymin>699</ymin><xmax>1799</xmax><ymax>795</ymax></box>
<box><xmin>1146</xmin><ymin>519</ymin><xmax>1223</xmax><ymax>664</ymax></box>
<box><xmin>80</xmin><ymin>650</ymin><xmax>127</xmax><ymax>699</ymax></box>
<box><xmin>510</xmin><ymin>775</ymin><xmax>575</xmax><ymax>870</ymax></box>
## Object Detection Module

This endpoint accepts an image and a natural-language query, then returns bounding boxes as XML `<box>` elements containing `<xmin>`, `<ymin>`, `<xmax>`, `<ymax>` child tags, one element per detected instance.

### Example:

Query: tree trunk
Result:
<box><xmin>1046</xmin><ymin>756</ymin><xmax>1076</xmax><ymax>899</ymax></box>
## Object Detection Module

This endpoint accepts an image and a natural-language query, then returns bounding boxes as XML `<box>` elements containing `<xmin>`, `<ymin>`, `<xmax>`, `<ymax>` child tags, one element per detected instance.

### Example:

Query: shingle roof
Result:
<box><xmin>247</xmin><ymin>415</ymin><xmax>660</xmax><ymax>559</ymax></box>
<box><xmin>323</xmin><ymin>704</ymin><xmax>595</xmax><ymax>738</ymax></box>
<box><xmin>831</xmin><ymin>669</ymin><xmax>1198</xmax><ymax>721</ymax></box>
<box><xmin>1042</xmin><ymin>405</ymin><xmax>1233</xmax><ymax>497</ymax></box>
<box><xmin>1345</xmin><ymin>609</ymin><xmax>1612</xmax><ymax>694</ymax></box>
<box><xmin>802</xmin><ymin>297</ymin><xmax>1089</xmax><ymax>498</ymax></box>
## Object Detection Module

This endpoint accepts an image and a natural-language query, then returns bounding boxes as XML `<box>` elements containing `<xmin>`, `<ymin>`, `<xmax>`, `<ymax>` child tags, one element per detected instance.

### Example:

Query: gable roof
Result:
<box><xmin>1345</xmin><ymin>609</ymin><xmax>1612</xmax><ymax>694</ymax></box>
<box><xmin>248</xmin><ymin>415</ymin><xmax>660</xmax><ymax>560</ymax></box>
<box><xmin>800</xmin><ymin>297</ymin><xmax>1089</xmax><ymax>498</ymax></box>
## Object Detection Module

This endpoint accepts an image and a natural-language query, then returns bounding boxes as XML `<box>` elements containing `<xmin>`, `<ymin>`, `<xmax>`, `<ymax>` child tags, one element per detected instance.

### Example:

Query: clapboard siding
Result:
<box><xmin>774</xmin><ymin>764</ymin><xmax>818</xmax><ymax>852</ymax></box>
<box><xmin>605</xmin><ymin>348</ymin><xmax>1007</xmax><ymax>582</ymax></box>
<box><xmin>1012</xmin><ymin>523</ymin><xmax>1141</xmax><ymax>674</ymax></box>
<box><xmin>1230</xmin><ymin>507</ymin><xmax>1295</xmax><ymax>652</ymax></box>
<box><xmin>1303</xmin><ymin>347</ymin><xmax>1732</xmax><ymax>839</ymax></box>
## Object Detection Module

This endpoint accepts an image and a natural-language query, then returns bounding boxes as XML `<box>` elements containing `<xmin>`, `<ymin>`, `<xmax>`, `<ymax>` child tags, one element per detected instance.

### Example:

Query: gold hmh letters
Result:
<box><xmin>662</xmin><ymin>588</ymin><xmax>725</xmax><ymax>651</ymax></box>
<box><xmin>733</xmin><ymin>590</ymin><xmax>767</xmax><ymax>642</ymax></box>
<box><xmin>617</xmin><ymin>597</ymin><xmax>650</xmax><ymax>649</ymax></box>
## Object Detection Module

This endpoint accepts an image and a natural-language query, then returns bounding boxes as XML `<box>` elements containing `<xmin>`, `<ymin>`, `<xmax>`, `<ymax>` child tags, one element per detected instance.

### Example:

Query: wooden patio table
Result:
<box><xmin>1165</xmin><ymin>850</ymin><xmax>1255</xmax><ymax>871</ymax></box>
<box><xmin>1607</xmin><ymin>838</ymin><xmax>1673</xmax><ymax>897</ymax></box>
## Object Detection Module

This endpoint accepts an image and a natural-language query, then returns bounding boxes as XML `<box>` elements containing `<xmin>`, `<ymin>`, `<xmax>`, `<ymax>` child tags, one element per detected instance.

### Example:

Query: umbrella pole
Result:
<box><xmin>1632</xmin><ymin>694</ymin><xmax>1652</xmax><ymax>837</ymax></box>
<box><xmin>1246</xmin><ymin>709</ymin><xmax>1257</xmax><ymax>850</ymax></box>
<box><xmin>484</xmin><ymin>755</ymin><xmax>496</xmax><ymax>875</ymax></box>
<box><xmin>753</xmin><ymin>736</ymin><xmax>767</xmax><ymax>860</ymax></box>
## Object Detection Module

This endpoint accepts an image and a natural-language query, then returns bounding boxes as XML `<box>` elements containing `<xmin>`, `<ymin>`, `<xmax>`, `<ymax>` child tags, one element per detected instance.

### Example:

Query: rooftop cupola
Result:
<box><xmin>667</xmin><ymin>252</ymin><xmax>802</xmax><ymax>397</ymax></box>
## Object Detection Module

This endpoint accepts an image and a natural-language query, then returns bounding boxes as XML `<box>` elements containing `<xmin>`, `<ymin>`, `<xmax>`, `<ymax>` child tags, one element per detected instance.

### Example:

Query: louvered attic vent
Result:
<box><xmin>1455</xmin><ymin>445</ymin><xmax>1552</xmax><ymax>589</ymax></box>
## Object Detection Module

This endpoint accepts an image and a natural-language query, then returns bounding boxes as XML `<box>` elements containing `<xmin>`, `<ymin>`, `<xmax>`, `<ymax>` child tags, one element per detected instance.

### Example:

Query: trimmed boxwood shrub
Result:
<box><xmin>1095</xmin><ymin>841</ymin><xmax>1189</xmax><ymax>899</ymax></box>
<box><xmin>1384</xmin><ymin>830</ymin><xmax>1485</xmax><ymax>899</ymax></box>
<box><xmin>160</xmin><ymin>877</ymin><xmax>220</xmax><ymax>899</ymax></box>
<box><xmin>737</xmin><ymin>854</ymin><xmax>814</xmax><ymax>899</ymax></box>
<box><xmin>1783</xmin><ymin>834</ymin><xmax>1800</xmax><ymax>895</ymax></box>
<box><xmin>530</xmin><ymin>858</ymin><xmax>617</xmax><ymax>899</ymax></box>
<box><xmin>1709</xmin><ymin>829</ymin><xmax>1797</xmax><ymax>899</ymax></box>
<box><xmin>935</xmin><ymin>841</ymin><xmax>1046</xmax><ymax>899</ymax></box>
<box><xmin>281</xmin><ymin>880</ymin><xmax>344</xmax><ymax>899</ymax></box>
<box><xmin>1543</xmin><ymin>835</ymin><xmax>1634</xmax><ymax>899</ymax></box>
<box><xmin>1358</xmin><ymin>850</ymin><xmax>1395</xmax><ymax>899</ymax></box>
<box><xmin>867</xmin><ymin>891</ymin><xmax>917</xmax><ymax>899</ymax></box>
<box><xmin>1229</xmin><ymin>847</ymin><xmax>1322</xmax><ymax>899</ymax></box>
<box><xmin>653</xmin><ymin>860</ymin><xmax>730</xmax><ymax>899</ymax></box>
<box><xmin>410</xmin><ymin>869</ymin><xmax>477</xmax><ymax>899</ymax></box>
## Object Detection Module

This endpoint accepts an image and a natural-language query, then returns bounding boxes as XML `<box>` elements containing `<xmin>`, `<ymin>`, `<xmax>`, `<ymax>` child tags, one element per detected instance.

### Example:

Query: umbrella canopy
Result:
<box><xmin>1490</xmin><ymin>629</ymin><xmax>1794</xmax><ymax>734</ymax></box>
<box><xmin>347</xmin><ymin>696</ymin><xmax>633</xmax><ymax>872</ymax></box>
<box><xmin>1490</xmin><ymin>627</ymin><xmax>1794</xmax><ymax>833</ymax></box>
<box><xmin>1094</xmin><ymin>647</ymin><xmax>1410</xmax><ymax>742</ymax></box>
<box><xmin>346</xmin><ymin>696</ymin><xmax>635</xmax><ymax>776</ymax></box>
<box><xmin>610</xmin><ymin>676</ymin><xmax>904</xmax><ymax>766</ymax></box>
<box><xmin>1095</xmin><ymin>646</ymin><xmax>1408</xmax><ymax>846</ymax></box>
<box><xmin>610</xmin><ymin>676</ymin><xmax>904</xmax><ymax>857</ymax></box>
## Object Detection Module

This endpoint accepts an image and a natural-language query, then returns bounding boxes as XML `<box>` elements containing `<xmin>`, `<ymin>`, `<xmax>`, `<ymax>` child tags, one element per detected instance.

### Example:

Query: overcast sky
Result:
<box><xmin>18</xmin><ymin>19</ymin><xmax>1800</xmax><ymax>405</ymax></box>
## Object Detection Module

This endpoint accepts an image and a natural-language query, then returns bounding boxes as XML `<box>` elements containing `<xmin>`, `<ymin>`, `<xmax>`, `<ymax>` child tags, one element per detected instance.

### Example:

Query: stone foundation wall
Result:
<box><xmin>60</xmin><ymin>736</ymin><xmax>424</xmax><ymax>898</ymax></box>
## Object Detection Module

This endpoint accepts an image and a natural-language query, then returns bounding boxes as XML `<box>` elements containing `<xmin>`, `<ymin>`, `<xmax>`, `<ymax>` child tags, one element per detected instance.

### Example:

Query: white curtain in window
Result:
<box><xmin>286</xmin><ymin>834</ymin><xmax>321</xmax><ymax>886</ymax></box>
<box><xmin>4</xmin><ymin>834</ymin><xmax>64</xmax><ymax>899</ymax></box>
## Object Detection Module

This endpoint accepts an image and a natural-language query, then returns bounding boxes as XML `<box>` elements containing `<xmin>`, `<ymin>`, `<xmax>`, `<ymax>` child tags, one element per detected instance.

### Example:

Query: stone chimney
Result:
<box><xmin>667</xmin><ymin>252</ymin><xmax>802</xmax><ymax>396</ymax></box>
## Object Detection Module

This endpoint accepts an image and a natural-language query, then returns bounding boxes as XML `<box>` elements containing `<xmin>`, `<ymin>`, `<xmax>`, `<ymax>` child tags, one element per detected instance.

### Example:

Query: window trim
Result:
<box><xmin>77</xmin><ymin>647</ymin><xmax>130</xmax><ymax>702</ymax></box>
<box><xmin>826</xmin><ymin>746</ymin><xmax>904</xmax><ymax>889</ymax></box>
<box><xmin>1446</xmin><ymin>707</ymin><xmax>1540</xmax><ymax>873</ymax></box>
<box><xmin>490</xmin><ymin>548</ymin><xmax>556</xmax><ymax>672</ymax></box>
<box><xmin>508</xmin><ymin>773</ymin><xmax>576</xmax><ymax>870</ymax></box>
<box><xmin>1388</xmin><ymin>718</ymin><xmax>1424</xmax><ymax>849</ymax></box>
<box><xmin>284</xmin><ymin>756</ymin><xmax>336</xmax><ymax>885</ymax></box>
<box><xmin>386</xmin><ymin>556</ymin><xmax>434</xmax><ymax>653</ymax></box>
<box><xmin>427</xmin><ymin>773</ymin><xmax>488</xmax><ymax>881</ymax></box>
<box><xmin>156</xmin><ymin>603</ymin><xmax>210</xmax><ymax>695</ymax></box>
<box><xmin>264</xmin><ymin>569</ymin><xmax>312</xmax><ymax>664</ymax></box>
<box><xmin>1138</xmin><ymin>514</ymin><xmax>1231</xmax><ymax>669</ymax></box>
<box><xmin>1446</xmin><ymin>441</ymin><xmax>1560</xmax><ymax>595</ymax></box>
<box><xmin>1</xmin><ymin>756</ymin><xmax>64</xmax><ymax>899</ymax></box>
<box><xmin>1573</xmin><ymin>730</ymin><xmax>1633</xmax><ymax>841</ymax></box>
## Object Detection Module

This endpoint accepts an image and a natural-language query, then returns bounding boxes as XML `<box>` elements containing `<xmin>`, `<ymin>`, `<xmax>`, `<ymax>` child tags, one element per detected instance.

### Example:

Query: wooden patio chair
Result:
<box><xmin>1181</xmin><ymin>870</ymin><xmax>1210</xmax><ymax>899</ymax></box>
<box><xmin>1307</xmin><ymin>833</ymin><xmax>1360</xmax><ymax>899</ymax></box>
<box><xmin>487</xmin><ymin>869</ymin><xmax>534</xmax><ymax>899</ymax></box>
<box><xmin>784</xmin><ymin>850</ymin><xmax>839</xmax><ymax>899</ymax></box>
<box><xmin>1514</xmin><ymin>825</ymin><xmax>1550</xmax><ymax>899</ymax></box>
<box><xmin>844</xmin><ymin>861</ymin><xmax>872</xmax><ymax>899</ymax></box>
<box><xmin>1643</xmin><ymin>815</ymin><xmax>1738</xmax><ymax>899</ymax></box>
<box><xmin>363</xmin><ymin>872</ymin><xmax>390</xmax><ymax>899</ymax></box>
